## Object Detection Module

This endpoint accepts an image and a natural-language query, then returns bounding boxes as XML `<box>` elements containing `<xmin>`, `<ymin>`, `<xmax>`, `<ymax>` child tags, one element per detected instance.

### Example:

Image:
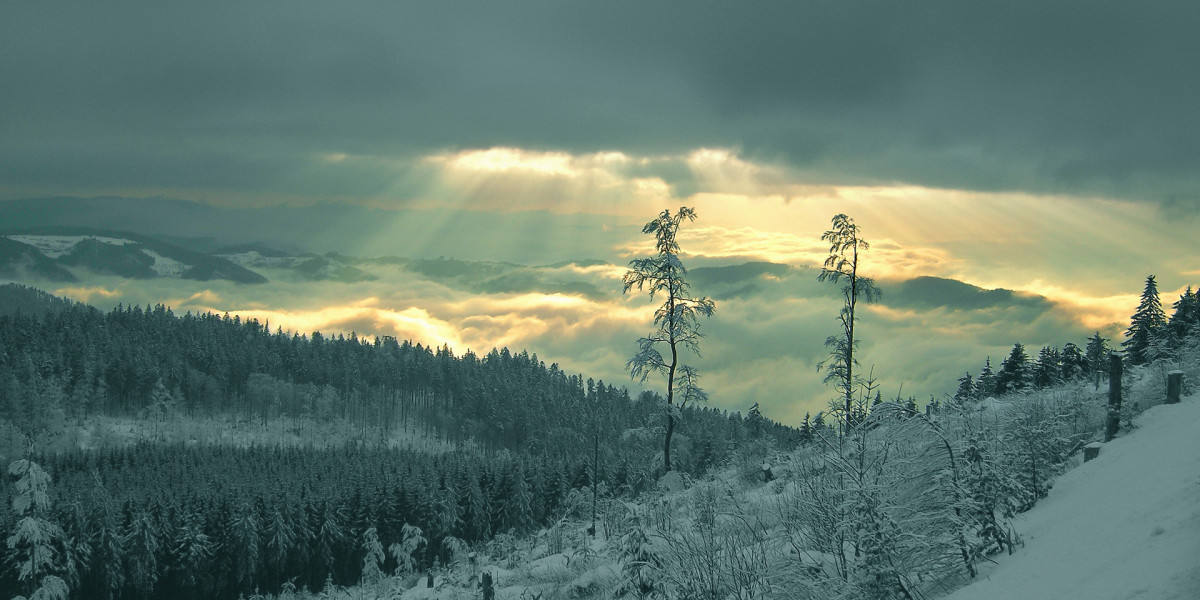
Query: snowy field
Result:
<box><xmin>943</xmin><ymin>394</ymin><xmax>1200</xmax><ymax>600</ymax></box>
<box><xmin>140</xmin><ymin>248</ymin><xmax>187</xmax><ymax>277</ymax></box>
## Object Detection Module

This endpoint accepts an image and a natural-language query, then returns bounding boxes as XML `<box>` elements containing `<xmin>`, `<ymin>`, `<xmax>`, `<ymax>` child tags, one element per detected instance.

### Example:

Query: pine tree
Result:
<box><xmin>975</xmin><ymin>358</ymin><xmax>997</xmax><ymax>398</ymax></box>
<box><xmin>995</xmin><ymin>344</ymin><xmax>1031</xmax><ymax>395</ymax></box>
<box><xmin>1084</xmin><ymin>332</ymin><xmax>1110</xmax><ymax>388</ymax></box>
<box><xmin>360</xmin><ymin>526</ymin><xmax>385</xmax><ymax>585</ymax></box>
<box><xmin>228</xmin><ymin>502</ymin><xmax>261</xmax><ymax>592</ymax></box>
<box><xmin>799</xmin><ymin>413</ymin><xmax>813</xmax><ymax>446</ymax></box>
<box><xmin>953</xmin><ymin>373</ymin><xmax>975</xmax><ymax>404</ymax></box>
<box><xmin>1167</xmin><ymin>286</ymin><xmax>1199</xmax><ymax>346</ymax></box>
<box><xmin>387</xmin><ymin>523</ymin><xmax>425</xmax><ymax>578</ymax></box>
<box><xmin>311</xmin><ymin>501</ymin><xmax>346</xmax><ymax>588</ymax></box>
<box><xmin>85</xmin><ymin>479</ymin><xmax>125</xmax><ymax>600</ymax></box>
<box><xmin>6</xmin><ymin>459</ymin><xmax>71</xmax><ymax>600</ymax></box>
<box><xmin>263</xmin><ymin>507</ymin><xmax>296</xmax><ymax>589</ymax></box>
<box><xmin>170</xmin><ymin>509</ymin><xmax>213</xmax><ymax>597</ymax></box>
<box><xmin>1059</xmin><ymin>343</ymin><xmax>1085</xmax><ymax>381</ymax></box>
<box><xmin>747</xmin><ymin>402</ymin><xmax>764</xmax><ymax>438</ymax></box>
<box><xmin>124</xmin><ymin>508</ymin><xmax>160</xmax><ymax>597</ymax></box>
<box><xmin>1123</xmin><ymin>275</ymin><xmax>1167</xmax><ymax>365</ymax></box>
<box><xmin>1032</xmin><ymin>346</ymin><xmax>1059</xmax><ymax>389</ymax></box>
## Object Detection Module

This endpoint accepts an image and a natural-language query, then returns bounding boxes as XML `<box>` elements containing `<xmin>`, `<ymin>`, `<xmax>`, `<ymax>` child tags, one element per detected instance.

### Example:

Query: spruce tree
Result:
<box><xmin>995</xmin><ymin>344</ymin><xmax>1031</xmax><ymax>395</ymax></box>
<box><xmin>747</xmin><ymin>402</ymin><xmax>764</xmax><ymax>438</ymax></box>
<box><xmin>6</xmin><ymin>459</ymin><xmax>71</xmax><ymax>600</ymax></box>
<box><xmin>1060</xmin><ymin>343</ymin><xmax>1085</xmax><ymax>381</ymax></box>
<box><xmin>975</xmin><ymin>358</ymin><xmax>997</xmax><ymax>398</ymax></box>
<box><xmin>1032</xmin><ymin>346</ymin><xmax>1059</xmax><ymax>389</ymax></box>
<box><xmin>1084</xmin><ymin>332</ymin><xmax>1110</xmax><ymax>388</ymax></box>
<box><xmin>229</xmin><ymin>503</ymin><xmax>261</xmax><ymax>592</ymax></box>
<box><xmin>124</xmin><ymin>508</ymin><xmax>160</xmax><ymax>597</ymax></box>
<box><xmin>263</xmin><ymin>507</ymin><xmax>296</xmax><ymax>589</ymax></box>
<box><xmin>360</xmin><ymin>526</ymin><xmax>385</xmax><ymax>585</ymax></box>
<box><xmin>170</xmin><ymin>509</ymin><xmax>213</xmax><ymax>597</ymax></box>
<box><xmin>1123</xmin><ymin>275</ymin><xmax>1167</xmax><ymax>365</ymax></box>
<box><xmin>1167</xmin><ymin>286</ymin><xmax>1199</xmax><ymax>346</ymax></box>
<box><xmin>953</xmin><ymin>372</ymin><xmax>975</xmax><ymax>404</ymax></box>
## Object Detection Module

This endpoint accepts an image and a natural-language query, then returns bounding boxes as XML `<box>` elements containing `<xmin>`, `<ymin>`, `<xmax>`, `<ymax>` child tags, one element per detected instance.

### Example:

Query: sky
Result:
<box><xmin>4</xmin><ymin>1</ymin><xmax>1200</xmax><ymax>425</ymax></box>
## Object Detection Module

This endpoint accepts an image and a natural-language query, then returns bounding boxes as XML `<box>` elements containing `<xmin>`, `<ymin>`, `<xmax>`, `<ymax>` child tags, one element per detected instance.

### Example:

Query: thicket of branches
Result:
<box><xmin>622</xmin><ymin>269</ymin><xmax>1200</xmax><ymax>600</ymax></box>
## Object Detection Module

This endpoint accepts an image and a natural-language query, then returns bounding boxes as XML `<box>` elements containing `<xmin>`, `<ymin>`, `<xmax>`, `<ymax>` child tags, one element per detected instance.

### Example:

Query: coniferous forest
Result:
<box><xmin>0</xmin><ymin>283</ymin><xmax>797</xmax><ymax>600</ymax></box>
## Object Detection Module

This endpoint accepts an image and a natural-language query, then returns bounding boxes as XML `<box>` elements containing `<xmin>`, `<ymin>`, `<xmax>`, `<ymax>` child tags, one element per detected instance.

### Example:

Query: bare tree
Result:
<box><xmin>624</xmin><ymin>207</ymin><xmax>715</xmax><ymax>473</ymax></box>
<box><xmin>818</xmin><ymin>214</ymin><xmax>881</xmax><ymax>434</ymax></box>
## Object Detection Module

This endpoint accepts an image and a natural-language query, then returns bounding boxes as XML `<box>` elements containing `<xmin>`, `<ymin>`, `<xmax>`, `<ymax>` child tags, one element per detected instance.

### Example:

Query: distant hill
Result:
<box><xmin>0</xmin><ymin>236</ymin><xmax>78</xmax><ymax>281</ymax></box>
<box><xmin>0</xmin><ymin>227</ymin><xmax>268</xmax><ymax>284</ymax></box>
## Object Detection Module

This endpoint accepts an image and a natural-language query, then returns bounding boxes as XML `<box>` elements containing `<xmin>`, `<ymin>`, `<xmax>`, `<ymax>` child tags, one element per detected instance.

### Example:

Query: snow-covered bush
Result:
<box><xmin>733</xmin><ymin>437</ymin><xmax>775</xmax><ymax>484</ymax></box>
<box><xmin>613</xmin><ymin>526</ymin><xmax>662</xmax><ymax>600</ymax></box>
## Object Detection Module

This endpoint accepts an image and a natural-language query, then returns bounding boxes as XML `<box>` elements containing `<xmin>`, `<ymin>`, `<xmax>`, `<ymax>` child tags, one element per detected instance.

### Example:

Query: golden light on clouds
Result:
<box><xmin>431</xmin><ymin>147</ymin><xmax>580</xmax><ymax>176</ymax></box>
<box><xmin>53</xmin><ymin>285</ymin><xmax>121</xmax><ymax>303</ymax></box>
<box><xmin>424</xmin><ymin>144</ymin><xmax>1185</xmax><ymax>344</ymax></box>
<box><xmin>25</xmin><ymin>144</ymin><xmax>1199</xmax><ymax>424</ymax></box>
<box><xmin>206</xmin><ymin>303</ymin><xmax>467</xmax><ymax>350</ymax></box>
<box><xmin>419</xmin><ymin>147</ymin><xmax>656</xmax><ymax>214</ymax></box>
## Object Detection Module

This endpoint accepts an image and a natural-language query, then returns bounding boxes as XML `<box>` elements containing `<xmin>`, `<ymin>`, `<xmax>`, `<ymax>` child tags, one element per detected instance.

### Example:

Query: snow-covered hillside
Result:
<box><xmin>6</xmin><ymin>234</ymin><xmax>136</xmax><ymax>258</ymax></box>
<box><xmin>942</xmin><ymin>395</ymin><xmax>1200</xmax><ymax>600</ymax></box>
<box><xmin>297</xmin><ymin>393</ymin><xmax>1200</xmax><ymax>600</ymax></box>
<box><xmin>0</xmin><ymin>231</ymin><xmax>267</xmax><ymax>283</ymax></box>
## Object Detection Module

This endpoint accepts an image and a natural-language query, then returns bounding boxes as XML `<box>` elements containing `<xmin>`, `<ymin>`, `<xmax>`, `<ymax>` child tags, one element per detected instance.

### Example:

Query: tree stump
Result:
<box><xmin>1083</xmin><ymin>442</ymin><xmax>1102</xmax><ymax>463</ymax></box>
<box><xmin>1168</xmin><ymin>371</ymin><xmax>1183</xmax><ymax>404</ymax></box>
<box><xmin>482</xmin><ymin>572</ymin><xmax>495</xmax><ymax>600</ymax></box>
<box><xmin>1105</xmin><ymin>353</ymin><xmax>1123</xmax><ymax>442</ymax></box>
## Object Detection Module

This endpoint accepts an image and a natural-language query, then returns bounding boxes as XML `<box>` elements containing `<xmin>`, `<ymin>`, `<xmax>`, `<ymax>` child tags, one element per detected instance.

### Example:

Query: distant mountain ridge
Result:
<box><xmin>0</xmin><ymin>227</ymin><xmax>268</xmax><ymax>284</ymax></box>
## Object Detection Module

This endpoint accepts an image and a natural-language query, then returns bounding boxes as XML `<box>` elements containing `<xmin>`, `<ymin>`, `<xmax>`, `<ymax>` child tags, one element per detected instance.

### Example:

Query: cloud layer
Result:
<box><xmin>3</xmin><ymin>1</ymin><xmax>1199</xmax><ymax>205</ymax></box>
<box><xmin>4</xmin><ymin>2</ymin><xmax>1199</xmax><ymax>424</ymax></box>
<box><xmin>16</xmin><ymin>251</ymin><xmax>1120</xmax><ymax>427</ymax></box>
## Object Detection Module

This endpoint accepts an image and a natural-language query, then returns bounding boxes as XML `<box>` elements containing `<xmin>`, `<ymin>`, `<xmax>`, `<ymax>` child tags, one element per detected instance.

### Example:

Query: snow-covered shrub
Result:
<box><xmin>733</xmin><ymin>437</ymin><xmax>775</xmax><ymax>484</ymax></box>
<box><xmin>613</xmin><ymin>526</ymin><xmax>662</xmax><ymax>600</ymax></box>
<box><xmin>388</xmin><ymin>523</ymin><xmax>425</xmax><ymax>578</ymax></box>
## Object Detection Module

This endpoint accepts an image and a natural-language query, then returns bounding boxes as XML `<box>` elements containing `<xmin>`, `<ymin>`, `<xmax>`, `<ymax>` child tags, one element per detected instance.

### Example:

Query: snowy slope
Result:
<box><xmin>943</xmin><ymin>396</ymin><xmax>1200</xmax><ymax>600</ymax></box>
<box><xmin>6</xmin><ymin>234</ymin><xmax>136</xmax><ymax>258</ymax></box>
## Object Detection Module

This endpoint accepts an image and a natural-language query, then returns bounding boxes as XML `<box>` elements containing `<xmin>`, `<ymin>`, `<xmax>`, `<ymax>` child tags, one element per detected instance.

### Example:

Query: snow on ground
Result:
<box><xmin>942</xmin><ymin>395</ymin><xmax>1200</xmax><ymax>600</ymax></box>
<box><xmin>141</xmin><ymin>249</ymin><xmax>187</xmax><ymax>276</ymax></box>
<box><xmin>5</xmin><ymin>234</ymin><xmax>135</xmax><ymax>258</ymax></box>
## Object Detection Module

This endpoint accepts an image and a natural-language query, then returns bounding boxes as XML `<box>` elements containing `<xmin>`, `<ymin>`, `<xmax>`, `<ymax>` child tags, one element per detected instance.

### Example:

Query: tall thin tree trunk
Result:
<box><xmin>665</xmin><ymin>289</ymin><xmax>678</xmax><ymax>474</ymax></box>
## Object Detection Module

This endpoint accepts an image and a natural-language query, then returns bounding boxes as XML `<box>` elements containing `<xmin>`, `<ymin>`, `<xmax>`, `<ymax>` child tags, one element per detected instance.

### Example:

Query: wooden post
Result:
<box><xmin>1167</xmin><ymin>371</ymin><xmax>1183</xmax><ymax>404</ymax></box>
<box><xmin>1083</xmin><ymin>442</ymin><xmax>1102</xmax><ymax>462</ymax></box>
<box><xmin>481</xmin><ymin>572</ymin><xmax>495</xmax><ymax>600</ymax></box>
<box><xmin>1105</xmin><ymin>353</ymin><xmax>1123</xmax><ymax>442</ymax></box>
<box><xmin>590</xmin><ymin>432</ymin><xmax>598</xmax><ymax>537</ymax></box>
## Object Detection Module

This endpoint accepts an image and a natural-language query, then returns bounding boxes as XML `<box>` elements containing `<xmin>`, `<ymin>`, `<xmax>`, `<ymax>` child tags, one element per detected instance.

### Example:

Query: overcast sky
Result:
<box><xmin>4</xmin><ymin>1</ymin><xmax>1200</xmax><ymax>424</ymax></box>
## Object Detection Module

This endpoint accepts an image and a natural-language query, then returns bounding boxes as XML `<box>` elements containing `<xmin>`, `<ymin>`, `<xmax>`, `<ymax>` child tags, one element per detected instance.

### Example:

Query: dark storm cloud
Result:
<box><xmin>3</xmin><ymin>1</ymin><xmax>1198</xmax><ymax>204</ymax></box>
